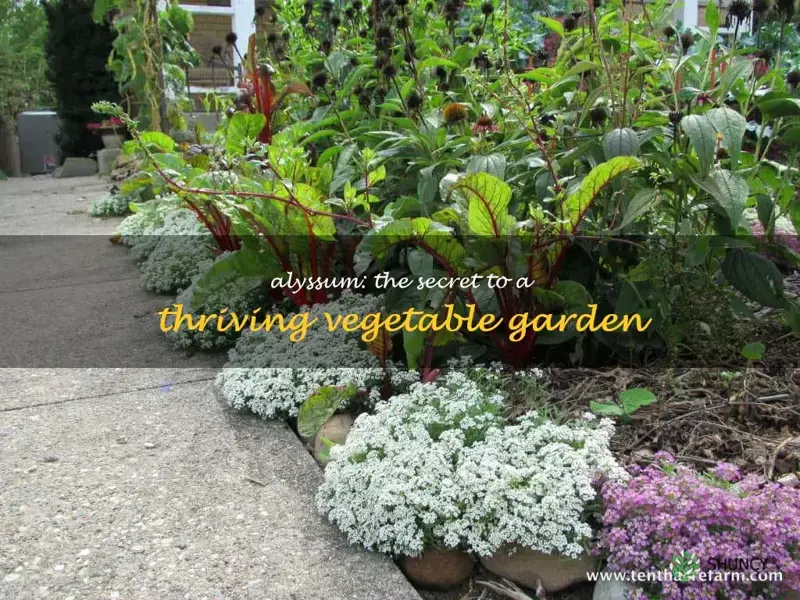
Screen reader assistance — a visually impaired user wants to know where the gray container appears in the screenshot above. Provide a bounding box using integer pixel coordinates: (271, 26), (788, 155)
(17, 110), (60, 175)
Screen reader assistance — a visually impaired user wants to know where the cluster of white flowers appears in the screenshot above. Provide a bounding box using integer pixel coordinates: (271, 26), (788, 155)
(317, 370), (506, 556)
(116, 193), (183, 244)
(133, 208), (215, 294)
(164, 252), (268, 350)
(88, 193), (131, 217)
(457, 417), (628, 557)
(317, 372), (625, 558)
(215, 293), (387, 419)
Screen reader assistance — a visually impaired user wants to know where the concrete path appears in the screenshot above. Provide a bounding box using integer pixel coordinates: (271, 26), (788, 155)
(0, 176), (421, 600)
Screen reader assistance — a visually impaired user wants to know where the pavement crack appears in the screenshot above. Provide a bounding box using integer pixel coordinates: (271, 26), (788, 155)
(0, 375), (217, 412)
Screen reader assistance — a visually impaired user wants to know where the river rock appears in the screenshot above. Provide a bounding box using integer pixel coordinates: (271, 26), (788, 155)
(313, 414), (354, 464)
(593, 576), (637, 600)
(398, 547), (475, 590)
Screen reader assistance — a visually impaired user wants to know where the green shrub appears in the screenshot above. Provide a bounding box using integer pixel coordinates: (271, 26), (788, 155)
(43, 0), (118, 158)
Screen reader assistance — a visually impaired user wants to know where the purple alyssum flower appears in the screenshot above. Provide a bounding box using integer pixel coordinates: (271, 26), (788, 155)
(598, 456), (800, 599)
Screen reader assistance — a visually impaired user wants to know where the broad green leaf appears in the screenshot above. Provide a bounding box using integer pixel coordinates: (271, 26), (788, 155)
(590, 401), (625, 416)
(418, 165), (438, 214)
(681, 115), (717, 177)
(619, 188), (657, 230)
(722, 249), (787, 308)
(563, 61), (601, 77)
(706, 107), (746, 168)
(620, 388), (657, 414)
(519, 67), (559, 84)
(359, 217), (467, 274)
(416, 56), (461, 73)
(707, 169), (748, 227)
(453, 172), (513, 237)
(191, 248), (279, 309)
(740, 342), (765, 360)
(782, 126), (800, 146)
(562, 156), (641, 231)
(138, 131), (175, 153)
(225, 112), (266, 155)
(602, 128), (640, 160)
(297, 385), (356, 438)
(150, 152), (185, 172)
(552, 280), (592, 313)
(466, 154), (506, 180)
(403, 325), (427, 369)
(535, 15), (564, 36)
(757, 97), (800, 119)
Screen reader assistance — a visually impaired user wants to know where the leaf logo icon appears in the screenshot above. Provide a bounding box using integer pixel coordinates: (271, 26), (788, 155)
(671, 551), (701, 582)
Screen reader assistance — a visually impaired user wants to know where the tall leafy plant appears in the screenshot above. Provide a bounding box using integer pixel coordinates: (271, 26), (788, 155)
(44, 0), (119, 158)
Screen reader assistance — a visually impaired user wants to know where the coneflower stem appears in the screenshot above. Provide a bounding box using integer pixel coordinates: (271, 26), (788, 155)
(391, 76), (408, 111)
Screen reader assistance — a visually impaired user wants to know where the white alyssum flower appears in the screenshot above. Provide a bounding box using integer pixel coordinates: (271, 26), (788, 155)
(89, 193), (131, 217)
(215, 293), (386, 419)
(317, 371), (507, 557)
(137, 208), (215, 294)
(317, 374), (625, 559)
(116, 193), (183, 245)
(457, 416), (628, 558)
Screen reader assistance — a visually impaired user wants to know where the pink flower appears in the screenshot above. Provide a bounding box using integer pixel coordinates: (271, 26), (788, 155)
(472, 115), (498, 135)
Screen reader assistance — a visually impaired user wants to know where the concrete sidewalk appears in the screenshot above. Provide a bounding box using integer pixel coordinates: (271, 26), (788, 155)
(0, 176), (421, 600)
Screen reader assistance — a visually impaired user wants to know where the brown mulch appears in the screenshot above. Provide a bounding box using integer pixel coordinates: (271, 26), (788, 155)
(544, 366), (800, 478)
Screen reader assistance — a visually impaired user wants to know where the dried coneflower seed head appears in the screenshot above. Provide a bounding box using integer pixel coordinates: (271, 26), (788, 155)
(353, 0), (363, 8)
(406, 90), (423, 110)
(396, 0), (409, 7)
(443, 102), (468, 124)
(471, 24), (484, 37)
(299, 13), (310, 24)
(396, 15), (409, 28)
(728, 0), (752, 19)
(434, 65), (447, 79)
(589, 106), (607, 125)
(331, 14), (342, 27)
(753, 0), (769, 10)
(322, 0), (333, 12)
(787, 69), (800, 88)
(374, 55), (387, 69)
(256, 6), (266, 16)
(345, 7), (355, 18)
(311, 71), (328, 89)
(320, 39), (332, 53)
(663, 24), (676, 38)
(669, 110), (683, 125)
(680, 31), (694, 51)
(267, 32), (278, 43)
(282, 31), (290, 41)
(382, 63), (397, 78)
(225, 32), (238, 45)
(377, 23), (392, 38)
(212, 45), (223, 56)
(563, 15), (578, 31)
(757, 48), (773, 62)
(480, 1), (494, 15)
